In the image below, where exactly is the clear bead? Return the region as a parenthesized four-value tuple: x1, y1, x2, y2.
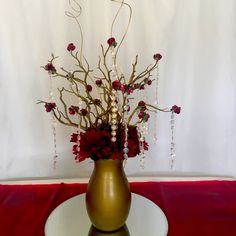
(112, 107, 118, 112)
(111, 137, 117, 142)
(111, 119, 117, 125)
(111, 125, 117, 130)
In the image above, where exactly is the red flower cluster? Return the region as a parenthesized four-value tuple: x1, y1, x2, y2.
(70, 126, 148, 162)
(44, 63, 56, 74)
(44, 103, 56, 112)
(111, 81, 153, 95)
(86, 85, 93, 92)
(69, 106, 79, 115)
(171, 105, 181, 114)
(107, 37, 117, 47)
(67, 43, 76, 52)
(153, 53, 162, 61)
(95, 79, 102, 87)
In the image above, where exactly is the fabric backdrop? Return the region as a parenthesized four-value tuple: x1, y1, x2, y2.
(0, 0, 236, 180)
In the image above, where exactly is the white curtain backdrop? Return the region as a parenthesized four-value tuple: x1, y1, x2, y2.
(0, 0, 236, 180)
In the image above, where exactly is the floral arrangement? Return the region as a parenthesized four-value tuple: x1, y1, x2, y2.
(39, 0, 180, 166)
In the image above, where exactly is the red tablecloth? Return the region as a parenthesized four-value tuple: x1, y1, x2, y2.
(0, 181, 236, 236)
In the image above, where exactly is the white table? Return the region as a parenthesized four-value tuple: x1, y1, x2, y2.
(45, 193, 168, 236)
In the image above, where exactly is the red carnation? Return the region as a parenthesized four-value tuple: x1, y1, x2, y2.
(67, 43, 76, 52)
(44, 102, 56, 112)
(153, 53, 162, 61)
(44, 63, 56, 74)
(112, 80, 121, 91)
(86, 85, 93, 92)
(70, 133, 78, 143)
(171, 105, 181, 114)
(95, 79, 102, 87)
(107, 37, 117, 47)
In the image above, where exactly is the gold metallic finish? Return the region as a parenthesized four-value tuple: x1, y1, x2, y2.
(86, 160, 131, 232)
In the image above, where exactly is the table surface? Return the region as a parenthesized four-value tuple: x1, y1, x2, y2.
(45, 193, 168, 236)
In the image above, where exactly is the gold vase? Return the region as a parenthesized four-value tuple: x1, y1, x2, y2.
(86, 159, 131, 232)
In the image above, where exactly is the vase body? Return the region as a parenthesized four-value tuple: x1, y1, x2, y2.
(86, 159, 131, 232)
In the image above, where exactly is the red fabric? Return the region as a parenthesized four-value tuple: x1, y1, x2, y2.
(0, 181, 236, 236)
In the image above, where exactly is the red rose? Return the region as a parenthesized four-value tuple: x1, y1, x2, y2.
(138, 101, 146, 107)
(69, 105, 79, 115)
(67, 43, 76, 52)
(128, 85, 134, 95)
(76, 129, 112, 161)
(107, 37, 117, 47)
(80, 109, 88, 116)
(145, 79, 152, 85)
(86, 85, 93, 92)
(138, 112, 150, 122)
(102, 147, 113, 157)
(94, 99, 101, 105)
(44, 102, 56, 112)
(120, 84, 127, 93)
(95, 79, 102, 87)
(112, 80, 121, 91)
(139, 84, 145, 90)
(171, 105, 181, 114)
(44, 63, 56, 74)
(153, 53, 162, 61)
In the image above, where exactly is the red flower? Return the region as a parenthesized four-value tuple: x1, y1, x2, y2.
(138, 101, 146, 107)
(80, 109, 88, 116)
(138, 112, 150, 122)
(107, 37, 117, 47)
(120, 84, 127, 93)
(127, 85, 134, 95)
(95, 79, 102, 87)
(112, 80, 121, 91)
(44, 63, 56, 74)
(68, 105, 79, 115)
(145, 79, 152, 85)
(67, 43, 76, 52)
(77, 129, 112, 161)
(139, 84, 145, 90)
(94, 99, 101, 105)
(102, 147, 113, 157)
(70, 125, 146, 162)
(70, 133, 78, 143)
(72, 144, 79, 155)
(86, 85, 93, 92)
(153, 53, 162, 61)
(44, 102, 56, 112)
(143, 141, 149, 151)
(171, 105, 181, 114)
